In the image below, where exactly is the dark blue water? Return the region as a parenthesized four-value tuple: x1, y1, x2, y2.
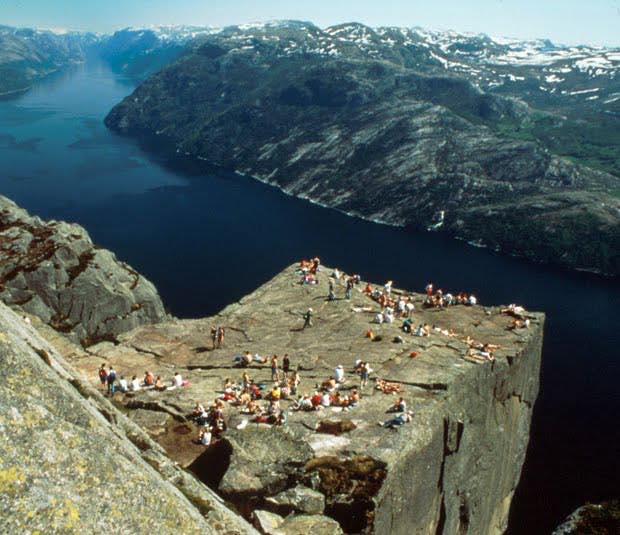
(1, 60, 618, 534)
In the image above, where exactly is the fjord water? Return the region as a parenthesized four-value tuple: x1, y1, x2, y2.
(1, 60, 618, 534)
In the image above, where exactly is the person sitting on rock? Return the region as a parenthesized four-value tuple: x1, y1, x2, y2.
(320, 391, 332, 407)
(311, 391, 322, 408)
(244, 399, 262, 415)
(334, 365, 345, 384)
(380, 411, 413, 429)
(98, 364, 107, 390)
(118, 375, 128, 393)
(294, 395, 314, 411)
(349, 389, 360, 407)
(363, 282, 373, 295)
(387, 397, 407, 413)
(192, 401, 206, 419)
(233, 351, 252, 367)
(199, 426, 212, 446)
(402, 318, 413, 333)
(143, 370, 155, 387)
(414, 324, 426, 337)
(130, 375, 141, 392)
(154, 375, 166, 391)
(173, 371, 187, 388)
(268, 384, 281, 401)
(321, 377, 337, 392)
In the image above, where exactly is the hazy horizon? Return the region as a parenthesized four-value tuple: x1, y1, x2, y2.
(1, 0, 620, 47)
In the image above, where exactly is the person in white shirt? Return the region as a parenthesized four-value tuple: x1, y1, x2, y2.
(130, 375, 141, 391)
(118, 376, 128, 392)
(173, 371, 184, 388)
(334, 365, 345, 383)
(200, 427, 212, 446)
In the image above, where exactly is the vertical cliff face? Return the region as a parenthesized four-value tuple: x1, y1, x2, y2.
(373, 323, 543, 534)
(0, 196, 167, 345)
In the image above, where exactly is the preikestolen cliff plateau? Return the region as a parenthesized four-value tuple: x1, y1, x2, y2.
(0, 1, 618, 534)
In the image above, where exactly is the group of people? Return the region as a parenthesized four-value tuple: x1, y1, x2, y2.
(210, 326, 226, 349)
(423, 283, 477, 308)
(98, 364, 188, 395)
(294, 363, 362, 411)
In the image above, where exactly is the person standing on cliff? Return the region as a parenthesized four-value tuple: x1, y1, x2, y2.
(216, 327, 225, 348)
(271, 355, 279, 382)
(210, 327, 217, 349)
(328, 279, 336, 301)
(345, 277, 354, 300)
(106, 365, 117, 396)
(282, 354, 290, 378)
(360, 362, 370, 389)
(98, 363, 107, 390)
(302, 308, 313, 329)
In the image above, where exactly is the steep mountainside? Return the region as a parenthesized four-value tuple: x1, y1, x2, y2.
(0, 25, 97, 94)
(105, 22, 620, 276)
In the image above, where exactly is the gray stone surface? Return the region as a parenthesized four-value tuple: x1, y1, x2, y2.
(277, 514, 344, 535)
(265, 485, 326, 515)
(252, 510, 284, 534)
(0, 301, 256, 534)
(55, 264, 544, 534)
(0, 195, 167, 344)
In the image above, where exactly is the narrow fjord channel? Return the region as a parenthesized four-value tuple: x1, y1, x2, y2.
(1, 59, 618, 534)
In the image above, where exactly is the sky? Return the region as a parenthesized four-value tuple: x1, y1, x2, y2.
(1, 0, 619, 46)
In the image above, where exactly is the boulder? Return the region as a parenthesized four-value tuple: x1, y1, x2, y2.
(265, 485, 326, 515)
(277, 514, 343, 535)
(252, 510, 284, 534)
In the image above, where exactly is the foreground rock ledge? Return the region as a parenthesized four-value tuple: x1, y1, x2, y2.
(0, 301, 256, 534)
(55, 264, 544, 534)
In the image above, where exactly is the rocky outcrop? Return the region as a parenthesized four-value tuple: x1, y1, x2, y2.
(56, 264, 544, 533)
(553, 501, 620, 534)
(0, 300, 256, 533)
(0, 196, 167, 345)
(104, 23, 620, 276)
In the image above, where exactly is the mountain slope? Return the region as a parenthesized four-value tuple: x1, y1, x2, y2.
(105, 22, 620, 276)
(0, 26, 97, 94)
